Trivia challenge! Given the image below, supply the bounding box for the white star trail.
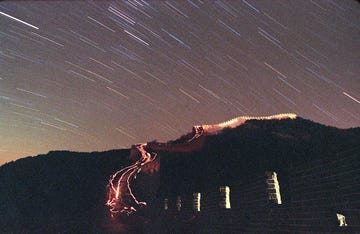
[343,92,360,104]
[0,11,39,30]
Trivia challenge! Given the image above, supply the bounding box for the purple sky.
[1,0,360,165]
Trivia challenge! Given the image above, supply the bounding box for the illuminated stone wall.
[157,147,360,233]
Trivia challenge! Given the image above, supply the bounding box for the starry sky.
[1,0,360,165]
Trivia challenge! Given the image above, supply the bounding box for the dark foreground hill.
[0,116,359,233]
[0,149,141,233]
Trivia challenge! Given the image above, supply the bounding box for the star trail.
[1,0,359,165]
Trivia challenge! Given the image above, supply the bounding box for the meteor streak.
[0,11,39,30]
[343,92,360,104]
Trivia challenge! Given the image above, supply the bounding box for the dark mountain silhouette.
[159,117,360,195]
[0,116,359,233]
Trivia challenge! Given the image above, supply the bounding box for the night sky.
[1,0,360,165]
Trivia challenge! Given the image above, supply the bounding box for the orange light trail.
[106,143,157,216]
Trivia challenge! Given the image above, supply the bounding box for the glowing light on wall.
[336,213,347,226]
[164,198,168,211]
[193,192,201,212]
[176,196,182,211]
[265,171,282,204]
[219,186,231,209]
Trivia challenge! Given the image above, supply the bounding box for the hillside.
[0,149,142,233]
[159,117,360,195]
